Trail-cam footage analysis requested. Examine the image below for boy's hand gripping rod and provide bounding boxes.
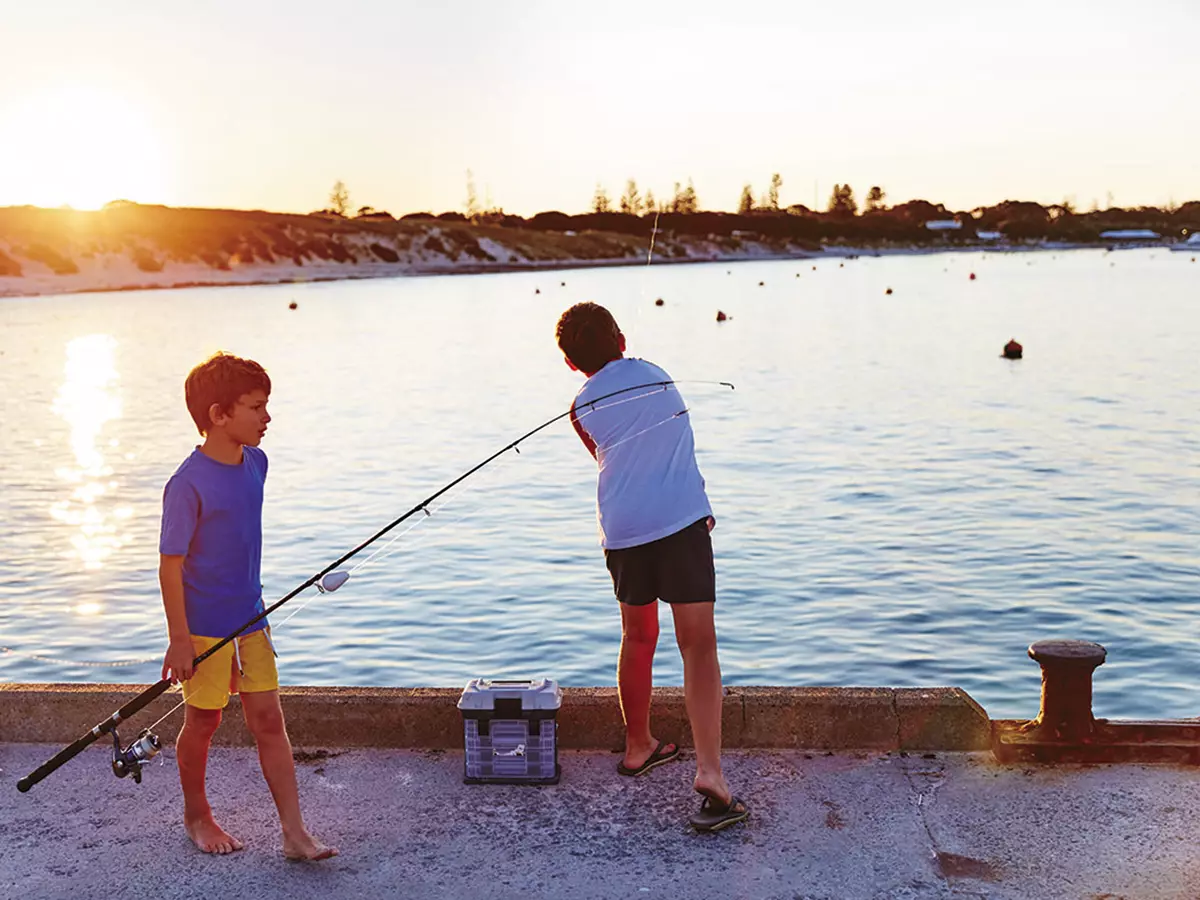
[17,379,733,792]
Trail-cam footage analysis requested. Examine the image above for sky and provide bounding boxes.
[1,1,1197,216]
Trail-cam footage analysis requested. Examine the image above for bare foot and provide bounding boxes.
[620,737,677,772]
[693,772,733,808]
[283,829,338,862]
[185,815,244,855]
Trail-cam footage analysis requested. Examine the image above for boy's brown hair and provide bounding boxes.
[555,302,622,374]
[185,352,271,435]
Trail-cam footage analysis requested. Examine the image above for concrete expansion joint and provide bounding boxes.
[900,755,953,895]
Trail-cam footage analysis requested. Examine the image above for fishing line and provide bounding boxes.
[594,408,691,455]
[3,384,727,672]
[17,377,735,792]
[141,467,523,735]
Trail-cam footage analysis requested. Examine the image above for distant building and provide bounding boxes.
[1099,229,1161,240]
[924,220,963,231]
[976,230,1004,241]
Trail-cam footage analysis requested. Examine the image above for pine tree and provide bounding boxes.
[738,184,755,215]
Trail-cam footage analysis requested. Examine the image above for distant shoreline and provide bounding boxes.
[1,203,1177,301]
[0,240,1120,301]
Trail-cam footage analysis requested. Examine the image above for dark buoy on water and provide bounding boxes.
[716,310,728,322]
[885,288,893,295]
[560,281,566,287]
[969,272,977,281]
[758,281,764,286]
[1003,338,1023,359]
[535,288,540,294]
[288,301,297,310]
[654,298,664,307]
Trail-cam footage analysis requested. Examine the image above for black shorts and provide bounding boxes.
[603,518,716,606]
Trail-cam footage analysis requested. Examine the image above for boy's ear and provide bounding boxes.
[207,401,228,427]
[563,355,580,373]
[618,332,626,353]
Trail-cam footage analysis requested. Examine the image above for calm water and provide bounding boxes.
[0,249,1197,718]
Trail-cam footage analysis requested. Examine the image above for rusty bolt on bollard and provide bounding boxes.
[1019,640,1107,741]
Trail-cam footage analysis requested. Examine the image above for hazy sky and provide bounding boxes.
[1,1,1196,214]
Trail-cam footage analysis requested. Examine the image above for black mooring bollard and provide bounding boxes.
[1021,640,1106,741]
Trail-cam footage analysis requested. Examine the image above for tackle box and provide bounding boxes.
[457,678,561,784]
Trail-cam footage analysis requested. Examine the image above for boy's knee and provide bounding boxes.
[184,706,223,737]
[623,624,659,648]
[244,703,286,739]
[676,629,718,657]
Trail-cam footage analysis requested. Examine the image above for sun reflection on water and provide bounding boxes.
[49,335,132,573]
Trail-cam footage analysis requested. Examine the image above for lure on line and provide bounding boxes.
[16,378,733,793]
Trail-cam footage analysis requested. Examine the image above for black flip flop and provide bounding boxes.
[616,739,680,777]
[689,794,749,833]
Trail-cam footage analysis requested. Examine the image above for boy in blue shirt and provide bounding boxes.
[556,302,748,833]
[159,352,336,860]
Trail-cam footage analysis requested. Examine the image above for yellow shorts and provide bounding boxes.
[182,629,279,710]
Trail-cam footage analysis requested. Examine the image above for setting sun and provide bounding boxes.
[0,85,169,210]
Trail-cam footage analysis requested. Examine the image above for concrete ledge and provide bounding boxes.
[0,684,991,751]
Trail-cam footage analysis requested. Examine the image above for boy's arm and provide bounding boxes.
[569,404,597,460]
[159,555,194,682]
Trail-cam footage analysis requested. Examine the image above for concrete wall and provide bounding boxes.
[0,684,991,751]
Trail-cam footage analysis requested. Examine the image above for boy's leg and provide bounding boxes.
[670,602,735,805]
[618,600,674,769]
[177,704,244,854]
[240,689,337,861]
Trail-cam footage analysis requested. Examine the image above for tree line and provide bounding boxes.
[318,176,1200,245]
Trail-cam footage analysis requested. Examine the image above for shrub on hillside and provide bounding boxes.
[246,234,275,263]
[132,247,164,272]
[198,250,230,270]
[24,244,79,275]
[423,234,447,256]
[326,241,356,263]
[0,248,22,276]
[370,242,400,262]
[299,240,333,261]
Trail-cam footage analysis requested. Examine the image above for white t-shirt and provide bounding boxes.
[572,357,712,550]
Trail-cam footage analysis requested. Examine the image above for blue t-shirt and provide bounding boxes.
[159,446,268,638]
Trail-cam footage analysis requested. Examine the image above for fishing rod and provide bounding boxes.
[16,378,733,793]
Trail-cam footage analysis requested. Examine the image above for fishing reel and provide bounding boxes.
[111,728,162,784]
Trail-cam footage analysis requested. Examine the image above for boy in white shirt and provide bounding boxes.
[556,301,748,833]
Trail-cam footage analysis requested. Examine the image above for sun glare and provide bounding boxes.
[0,85,169,210]
[49,334,132,570]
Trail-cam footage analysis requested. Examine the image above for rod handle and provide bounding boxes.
[17,679,173,792]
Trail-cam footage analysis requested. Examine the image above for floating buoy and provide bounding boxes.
[758,281,764,286]
[561,281,566,287]
[839,263,844,268]
[812,266,817,271]
[716,310,727,322]
[795,273,800,277]
[654,298,664,307]
[288,301,297,310]
[535,288,540,294]
[969,273,976,280]
[885,288,892,295]
[1003,339,1023,360]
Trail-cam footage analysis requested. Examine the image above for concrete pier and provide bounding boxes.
[2,684,1197,898]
